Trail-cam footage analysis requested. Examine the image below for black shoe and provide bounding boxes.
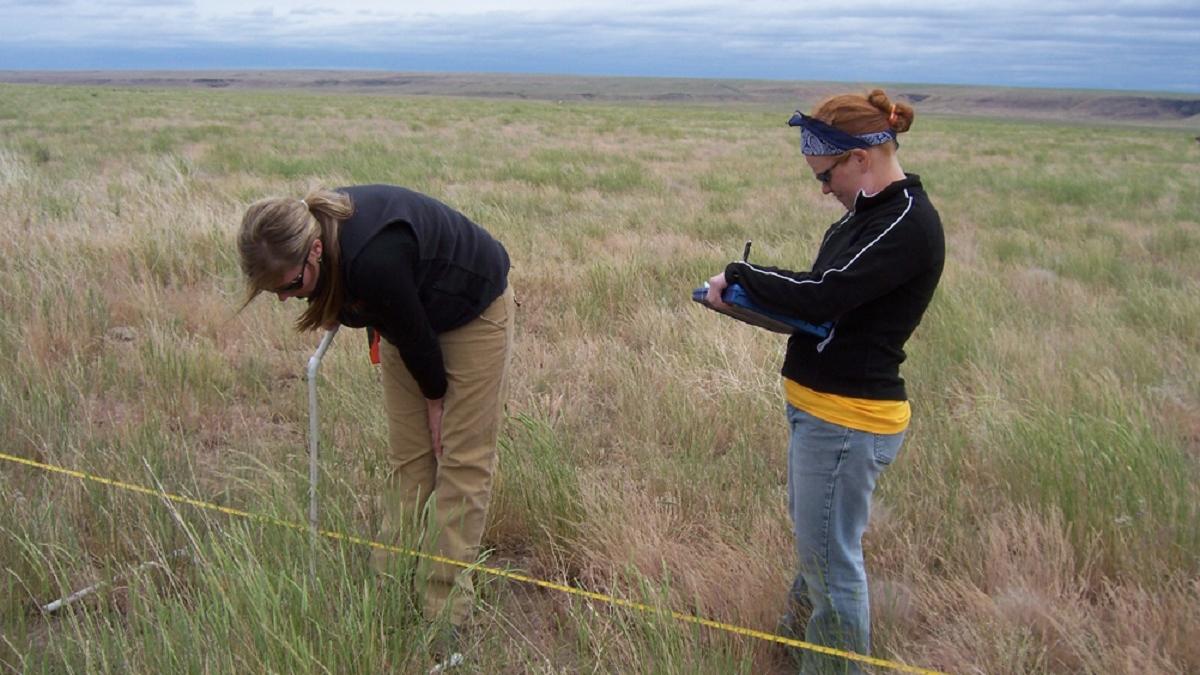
[779,588,812,635]
[428,651,464,674]
[777,593,812,666]
[777,611,805,667]
[428,626,465,674]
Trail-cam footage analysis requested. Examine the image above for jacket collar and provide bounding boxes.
[852,174,922,213]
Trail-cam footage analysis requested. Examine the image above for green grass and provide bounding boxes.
[0,81,1198,674]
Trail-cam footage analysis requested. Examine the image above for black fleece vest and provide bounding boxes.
[336,184,509,332]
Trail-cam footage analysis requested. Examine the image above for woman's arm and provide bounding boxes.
[725,200,931,323]
[351,226,449,401]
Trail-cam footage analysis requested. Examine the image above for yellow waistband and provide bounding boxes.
[783,378,910,434]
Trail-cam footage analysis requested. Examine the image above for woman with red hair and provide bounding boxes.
[707,89,944,673]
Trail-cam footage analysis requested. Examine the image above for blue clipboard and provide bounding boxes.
[692,283,831,337]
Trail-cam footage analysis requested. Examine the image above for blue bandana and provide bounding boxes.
[787,111,897,156]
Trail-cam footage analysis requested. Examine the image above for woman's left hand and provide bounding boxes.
[426,397,445,458]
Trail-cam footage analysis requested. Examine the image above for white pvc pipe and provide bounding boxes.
[41,548,190,614]
[306,327,338,580]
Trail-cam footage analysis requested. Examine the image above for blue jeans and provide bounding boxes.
[785,404,904,674]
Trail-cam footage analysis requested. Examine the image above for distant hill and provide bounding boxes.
[3,70,1197,126]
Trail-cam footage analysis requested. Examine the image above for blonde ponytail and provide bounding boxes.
[236,188,355,332]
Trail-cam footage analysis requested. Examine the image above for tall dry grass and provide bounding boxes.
[0,83,1198,673]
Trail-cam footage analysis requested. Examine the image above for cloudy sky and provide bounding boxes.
[2,0,1198,92]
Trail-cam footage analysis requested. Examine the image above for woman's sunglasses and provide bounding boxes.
[273,252,309,294]
[814,152,852,184]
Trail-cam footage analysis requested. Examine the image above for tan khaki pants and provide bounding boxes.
[371,285,514,625]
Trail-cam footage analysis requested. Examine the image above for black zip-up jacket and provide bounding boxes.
[331,185,509,399]
[724,174,943,401]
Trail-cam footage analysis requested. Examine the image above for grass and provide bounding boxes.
[0,81,1198,674]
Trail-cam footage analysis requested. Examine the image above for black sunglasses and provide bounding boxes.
[814,152,851,184]
[273,252,309,294]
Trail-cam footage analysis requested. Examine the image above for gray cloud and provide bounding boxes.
[2,1,1198,92]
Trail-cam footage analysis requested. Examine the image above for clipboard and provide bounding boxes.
[692,240,831,337]
[692,283,831,337]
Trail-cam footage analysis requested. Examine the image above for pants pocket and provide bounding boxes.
[788,407,853,475]
[472,286,512,330]
[871,431,905,466]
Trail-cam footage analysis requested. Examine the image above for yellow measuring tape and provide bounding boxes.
[0,450,944,674]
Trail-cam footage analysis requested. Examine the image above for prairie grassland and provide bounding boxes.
[0,83,1198,674]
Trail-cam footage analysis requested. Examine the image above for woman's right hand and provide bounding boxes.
[426,397,445,458]
[706,272,731,309]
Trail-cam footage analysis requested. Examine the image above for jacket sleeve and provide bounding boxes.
[724,202,930,323]
[350,227,448,400]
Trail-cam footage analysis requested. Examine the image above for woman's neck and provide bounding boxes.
[862,154,906,196]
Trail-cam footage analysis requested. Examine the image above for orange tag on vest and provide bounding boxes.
[367,328,381,365]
